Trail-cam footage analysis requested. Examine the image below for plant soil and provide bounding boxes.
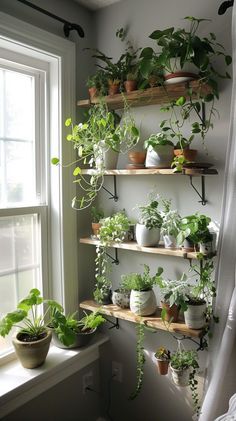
[17,331,47,342]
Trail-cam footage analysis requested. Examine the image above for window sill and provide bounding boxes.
[0,333,109,418]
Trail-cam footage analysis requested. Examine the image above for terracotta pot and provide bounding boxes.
[128,151,146,165]
[92,222,101,237]
[161,302,179,322]
[12,330,52,369]
[156,359,170,375]
[88,87,97,99]
[124,80,137,93]
[174,148,197,162]
[108,84,120,95]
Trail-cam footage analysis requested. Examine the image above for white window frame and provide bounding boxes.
[0,12,78,330]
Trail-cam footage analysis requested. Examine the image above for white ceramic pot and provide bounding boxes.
[163,234,177,249]
[170,365,190,387]
[94,141,119,170]
[145,145,174,168]
[130,289,157,316]
[184,302,207,329]
[136,223,160,247]
[164,58,198,85]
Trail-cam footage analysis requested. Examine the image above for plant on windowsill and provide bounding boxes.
[170,348,200,416]
[51,102,139,210]
[154,346,171,375]
[49,306,106,349]
[135,193,163,247]
[0,288,62,368]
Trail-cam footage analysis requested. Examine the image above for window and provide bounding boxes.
[0,11,78,364]
[0,57,47,357]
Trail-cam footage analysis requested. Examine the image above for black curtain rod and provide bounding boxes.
[17,0,85,38]
[218,0,234,14]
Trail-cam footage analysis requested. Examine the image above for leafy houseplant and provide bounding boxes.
[158,274,190,322]
[86,70,108,97]
[176,213,212,251]
[154,346,171,375]
[0,288,62,368]
[161,199,182,248]
[144,132,174,169]
[91,206,104,237]
[170,349,200,415]
[135,194,163,247]
[52,102,139,210]
[49,307,106,348]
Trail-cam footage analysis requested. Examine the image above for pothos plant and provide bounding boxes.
[52,102,139,210]
[94,211,130,304]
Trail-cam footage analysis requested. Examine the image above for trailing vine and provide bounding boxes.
[129,322,145,400]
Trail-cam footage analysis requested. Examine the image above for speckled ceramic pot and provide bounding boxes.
[112,289,130,308]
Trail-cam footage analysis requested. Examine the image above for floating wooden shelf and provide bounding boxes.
[77,80,212,110]
[80,300,204,339]
[80,168,218,176]
[79,237,198,259]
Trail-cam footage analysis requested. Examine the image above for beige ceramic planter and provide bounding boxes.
[12,330,52,369]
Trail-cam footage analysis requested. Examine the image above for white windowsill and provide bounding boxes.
[0,334,109,418]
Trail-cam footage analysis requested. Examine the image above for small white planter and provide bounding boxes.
[136,223,160,247]
[184,302,207,329]
[163,234,177,249]
[145,145,174,168]
[130,289,157,316]
[170,365,190,387]
[94,141,119,170]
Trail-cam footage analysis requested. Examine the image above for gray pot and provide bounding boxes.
[112,289,130,308]
[130,289,157,316]
[51,327,97,349]
[94,142,119,170]
[136,223,160,247]
[184,301,207,329]
[145,145,174,168]
[12,330,52,369]
[170,364,190,386]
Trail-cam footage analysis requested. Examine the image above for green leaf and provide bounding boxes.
[225,55,232,65]
[140,47,154,59]
[67,134,73,141]
[65,118,72,127]
[51,157,60,165]
[176,96,186,106]
[73,167,81,176]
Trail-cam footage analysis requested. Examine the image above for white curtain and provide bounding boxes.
[199,6,236,421]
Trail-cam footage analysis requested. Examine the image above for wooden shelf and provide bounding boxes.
[80,300,204,339]
[80,237,198,259]
[80,168,218,176]
[77,80,212,110]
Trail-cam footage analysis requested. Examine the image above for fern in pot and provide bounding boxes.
[135,194,163,247]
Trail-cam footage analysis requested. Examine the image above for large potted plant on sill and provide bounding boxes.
[144,132,174,168]
[52,102,139,210]
[135,194,163,247]
[120,264,163,316]
[0,288,62,369]
[49,307,106,349]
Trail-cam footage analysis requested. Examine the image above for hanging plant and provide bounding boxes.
[129,322,145,400]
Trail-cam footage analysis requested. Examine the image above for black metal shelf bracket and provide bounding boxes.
[105,249,119,265]
[102,175,118,201]
[104,316,120,330]
[189,176,207,205]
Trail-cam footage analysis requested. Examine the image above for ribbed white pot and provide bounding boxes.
[136,223,160,247]
[130,289,157,316]
[145,145,174,168]
[184,302,207,329]
[170,365,190,387]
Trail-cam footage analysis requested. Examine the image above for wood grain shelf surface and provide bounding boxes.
[80,168,217,176]
[77,80,212,110]
[79,237,198,259]
[80,300,204,338]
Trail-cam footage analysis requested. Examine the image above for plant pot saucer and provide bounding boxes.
[183,162,214,169]
[126,163,145,169]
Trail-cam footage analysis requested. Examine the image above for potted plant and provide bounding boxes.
[0,288,62,368]
[111,287,130,309]
[121,264,163,316]
[161,199,182,248]
[170,349,200,415]
[158,274,190,322]
[184,256,215,329]
[91,206,105,237]
[139,48,164,88]
[144,132,174,168]
[135,194,163,247]
[94,211,130,304]
[52,103,139,210]
[154,346,171,375]
[124,71,138,93]
[176,213,212,252]
[86,69,108,98]
[49,307,106,349]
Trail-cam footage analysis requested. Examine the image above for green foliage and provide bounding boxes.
[98,211,130,246]
[176,213,212,246]
[154,346,171,360]
[158,273,190,313]
[129,323,145,400]
[161,199,181,237]
[121,264,163,291]
[0,289,63,340]
[137,195,163,229]
[86,70,108,96]
[91,206,104,223]
[144,132,174,149]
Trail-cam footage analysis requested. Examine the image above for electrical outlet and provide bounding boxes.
[112,361,123,382]
[82,370,94,394]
